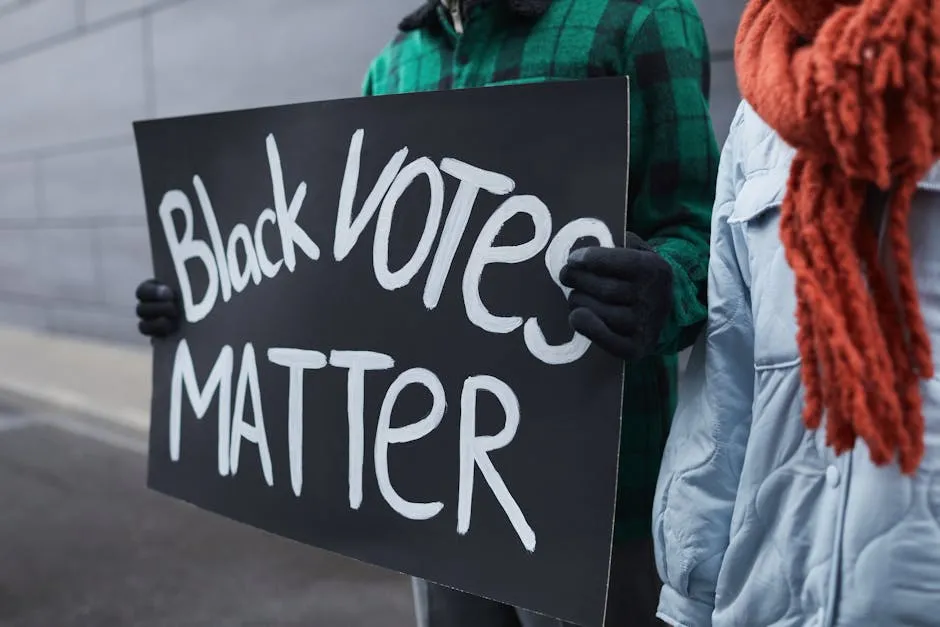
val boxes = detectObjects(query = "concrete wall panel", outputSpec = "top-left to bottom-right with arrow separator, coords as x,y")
699,0 -> 746,54
151,0 -> 417,119
84,0 -> 160,24
0,229 -> 42,296
0,0 -> 76,57
709,59 -> 741,147
0,160 -> 38,221
34,227 -> 100,304
47,302 -> 142,344
41,142 -> 145,219
0,300 -> 46,329
97,223 -> 152,309
0,19 -> 145,154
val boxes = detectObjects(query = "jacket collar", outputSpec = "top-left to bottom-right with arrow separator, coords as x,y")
398,0 -> 552,32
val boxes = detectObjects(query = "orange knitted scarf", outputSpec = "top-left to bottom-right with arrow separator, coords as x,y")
735,0 -> 940,473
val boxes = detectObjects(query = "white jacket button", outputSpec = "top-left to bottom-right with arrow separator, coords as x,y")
826,465 -> 841,488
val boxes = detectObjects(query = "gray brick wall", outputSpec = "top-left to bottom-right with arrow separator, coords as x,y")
0,0 -> 744,346
703,0 -> 747,143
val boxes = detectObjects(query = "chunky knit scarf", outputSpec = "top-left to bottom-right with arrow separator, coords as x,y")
735,0 -> 940,473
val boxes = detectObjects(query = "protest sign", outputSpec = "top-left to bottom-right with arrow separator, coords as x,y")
135,77 -> 629,626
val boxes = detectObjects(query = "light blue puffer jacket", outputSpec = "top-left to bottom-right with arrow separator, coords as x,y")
653,100 -> 940,627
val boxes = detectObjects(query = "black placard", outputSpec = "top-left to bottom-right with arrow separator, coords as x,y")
134,77 -> 629,626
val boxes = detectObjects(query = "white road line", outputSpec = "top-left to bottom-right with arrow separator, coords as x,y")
33,413 -> 148,455
0,377 -> 149,434
0,415 -> 31,433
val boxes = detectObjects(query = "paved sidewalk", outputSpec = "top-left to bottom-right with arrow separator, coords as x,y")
0,324 -> 151,432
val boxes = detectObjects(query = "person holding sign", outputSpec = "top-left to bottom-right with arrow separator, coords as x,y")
653,0 -> 940,625
355,1 -> 716,626
135,0 -> 718,624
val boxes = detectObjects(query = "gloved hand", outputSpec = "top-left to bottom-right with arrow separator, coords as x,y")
559,233 -> 674,362
136,279 -> 180,338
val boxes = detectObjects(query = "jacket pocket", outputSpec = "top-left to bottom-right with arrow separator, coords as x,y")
728,171 -> 801,369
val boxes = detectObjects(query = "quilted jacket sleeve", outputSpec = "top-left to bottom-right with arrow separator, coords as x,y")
651,103 -> 755,627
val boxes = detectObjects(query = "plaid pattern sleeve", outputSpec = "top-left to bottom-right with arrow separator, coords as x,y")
621,0 -> 718,354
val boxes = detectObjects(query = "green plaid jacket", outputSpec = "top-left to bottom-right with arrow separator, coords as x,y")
363,0 -> 718,540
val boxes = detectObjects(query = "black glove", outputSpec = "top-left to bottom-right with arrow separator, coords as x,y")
559,233 -> 674,361
136,279 -> 180,338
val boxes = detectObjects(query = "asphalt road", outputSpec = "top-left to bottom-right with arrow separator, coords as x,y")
0,400 -> 414,627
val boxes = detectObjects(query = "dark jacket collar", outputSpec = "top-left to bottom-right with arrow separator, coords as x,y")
398,0 -> 552,32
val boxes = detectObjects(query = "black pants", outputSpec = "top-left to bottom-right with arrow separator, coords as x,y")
412,536 -> 663,626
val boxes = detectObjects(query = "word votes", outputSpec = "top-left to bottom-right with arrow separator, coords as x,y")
158,130 -> 616,366
171,339 -> 537,552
